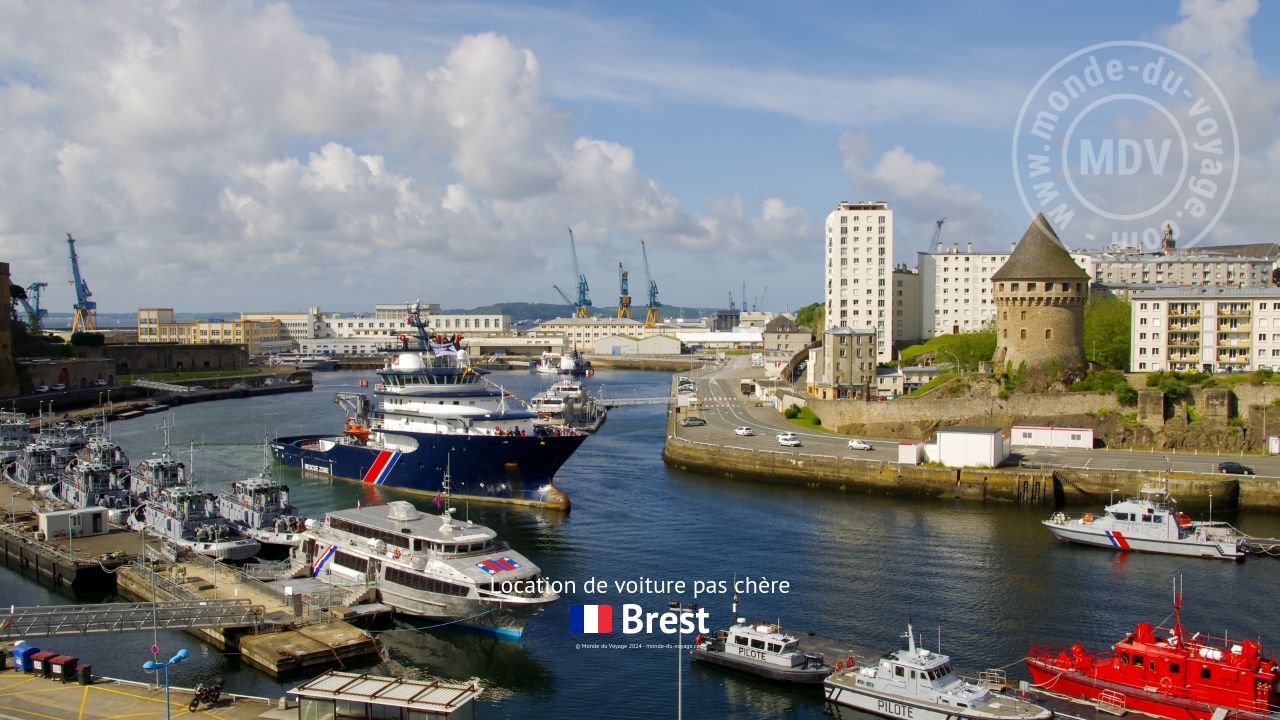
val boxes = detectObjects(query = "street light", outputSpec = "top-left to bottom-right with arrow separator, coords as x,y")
143,648 -> 189,720
941,350 -> 964,375
668,601 -> 697,720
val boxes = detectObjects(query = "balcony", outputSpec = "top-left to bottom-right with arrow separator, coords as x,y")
1216,323 -> 1250,333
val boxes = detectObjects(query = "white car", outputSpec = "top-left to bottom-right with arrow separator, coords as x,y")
734,427 -> 754,436
778,436 -> 801,447
847,439 -> 873,451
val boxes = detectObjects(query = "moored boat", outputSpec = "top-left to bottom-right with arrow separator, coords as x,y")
299,477 -> 557,638
211,467 -> 304,558
1025,584 -> 1278,720
691,616 -> 835,684
271,302 -> 586,508
1043,484 -> 1246,560
128,486 -> 260,562
826,622 -> 1051,720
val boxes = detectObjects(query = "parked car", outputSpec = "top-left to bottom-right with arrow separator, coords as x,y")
34,385 -> 49,393
92,379 -> 109,387
680,416 -> 707,427
847,439 -> 873,451
1217,461 -> 1256,475
51,383 -> 66,391
734,427 -> 755,436
778,435 -> 802,447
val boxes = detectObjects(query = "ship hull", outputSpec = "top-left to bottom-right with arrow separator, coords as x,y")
1025,658 -> 1267,720
1043,522 -> 1243,560
691,647 -> 830,684
270,432 -> 586,508
825,676 -> 1050,720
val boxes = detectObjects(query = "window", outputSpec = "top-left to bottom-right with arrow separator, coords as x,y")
1133,654 -> 1144,667
1201,667 -> 1212,679
1045,329 -> 1052,339
895,666 -> 905,677
1020,329 -> 1027,339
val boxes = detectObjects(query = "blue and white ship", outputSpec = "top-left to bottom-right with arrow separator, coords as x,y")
271,303 -> 587,508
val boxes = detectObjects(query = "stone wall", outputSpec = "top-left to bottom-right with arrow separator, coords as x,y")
20,358 -> 117,387
92,344 -> 248,374
806,391 -> 1118,439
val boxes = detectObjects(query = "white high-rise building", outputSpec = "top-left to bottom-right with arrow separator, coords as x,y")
825,201 -> 893,361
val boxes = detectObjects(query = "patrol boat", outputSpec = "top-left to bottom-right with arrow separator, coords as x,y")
691,598 -> 834,684
1043,484 -> 1246,560
825,622 -> 1051,720
300,467 -> 557,638
210,466 -> 304,558
128,486 -> 260,562
271,302 -> 586,508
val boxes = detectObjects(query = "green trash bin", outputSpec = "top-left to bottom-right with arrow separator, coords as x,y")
77,665 -> 91,686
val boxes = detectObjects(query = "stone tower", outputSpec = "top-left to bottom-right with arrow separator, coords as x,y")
991,214 -> 1089,373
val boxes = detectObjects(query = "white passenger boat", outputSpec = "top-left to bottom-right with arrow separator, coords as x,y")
825,622 -> 1051,720
1043,484 -> 1245,560
300,470 -> 557,638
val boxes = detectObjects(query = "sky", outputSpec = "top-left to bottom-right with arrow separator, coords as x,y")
0,0 -> 1277,315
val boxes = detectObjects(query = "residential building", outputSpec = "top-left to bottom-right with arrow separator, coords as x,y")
918,244 -> 1095,339
1129,287 -> 1280,373
762,316 -> 812,357
891,266 -> 921,345
806,327 -> 877,400
824,201 -> 893,361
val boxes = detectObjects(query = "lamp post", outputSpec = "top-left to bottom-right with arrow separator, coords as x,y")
668,601 -> 697,720
143,648 -> 189,720
941,350 -> 964,375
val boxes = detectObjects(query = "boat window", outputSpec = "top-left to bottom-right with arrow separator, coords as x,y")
769,644 -> 782,653
1121,652 -> 1129,664
895,666 -> 905,678
1149,661 -> 1156,670
1132,654 -> 1144,667
1200,667 -> 1211,679
1169,662 -> 1180,674
1153,516 -> 1163,523
385,567 -> 469,596
750,639 -> 766,650
734,636 -> 748,646
911,670 -> 918,679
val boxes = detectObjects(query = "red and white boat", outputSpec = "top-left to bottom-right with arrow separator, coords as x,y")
1026,586 -> 1278,720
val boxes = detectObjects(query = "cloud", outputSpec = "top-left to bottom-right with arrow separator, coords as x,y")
838,132 -> 1010,257
0,1 -> 807,311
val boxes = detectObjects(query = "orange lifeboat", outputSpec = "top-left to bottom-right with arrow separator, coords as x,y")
344,419 -> 371,441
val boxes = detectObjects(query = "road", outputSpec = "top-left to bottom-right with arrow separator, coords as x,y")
670,356 -> 1280,479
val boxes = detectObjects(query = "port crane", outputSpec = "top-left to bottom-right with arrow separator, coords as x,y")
616,263 -> 632,320
567,228 -> 591,318
67,233 -> 96,332
931,217 -> 946,250
553,285 -> 575,308
753,285 -> 768,312
640,240 -> 661,328
11,282 -> 48,332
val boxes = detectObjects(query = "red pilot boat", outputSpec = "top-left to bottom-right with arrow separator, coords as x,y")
1026,585 -> 1278,720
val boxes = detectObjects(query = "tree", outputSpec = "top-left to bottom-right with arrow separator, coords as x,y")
794,302 -> 824,332
69,332 -> 105,347
1083,295 -> 1130,370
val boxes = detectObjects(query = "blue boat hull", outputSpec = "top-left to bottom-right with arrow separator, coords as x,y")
270,432 -> 586,508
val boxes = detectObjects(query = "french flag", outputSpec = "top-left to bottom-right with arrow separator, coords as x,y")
570,604 -> 613,634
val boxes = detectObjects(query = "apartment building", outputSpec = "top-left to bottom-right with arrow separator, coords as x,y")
1129,287 -> 1280,373
824,201 -> 893,361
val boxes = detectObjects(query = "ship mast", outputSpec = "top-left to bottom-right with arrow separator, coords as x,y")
1171,575 -> 1186,645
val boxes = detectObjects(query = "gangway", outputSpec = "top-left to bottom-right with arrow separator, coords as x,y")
132,378 -> 193,393
599,397 -> 667,408
0,599 -> 263,641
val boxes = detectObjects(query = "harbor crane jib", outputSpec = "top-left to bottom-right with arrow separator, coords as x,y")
568,227 -> 591,318
641,240 -> 661,328
617,262 -> 632,320
67,233 -> 97,333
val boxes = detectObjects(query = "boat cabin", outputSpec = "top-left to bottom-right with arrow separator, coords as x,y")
720,620 -> 819,668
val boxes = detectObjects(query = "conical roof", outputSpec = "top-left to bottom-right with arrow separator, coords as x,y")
991,213 -> 1090,281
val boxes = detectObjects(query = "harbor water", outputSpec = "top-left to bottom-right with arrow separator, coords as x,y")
4,369 -> 1280,719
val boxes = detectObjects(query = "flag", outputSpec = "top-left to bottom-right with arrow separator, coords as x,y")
434,491 -> 442,508
356,498 -> 361,509
570,604 -> 614,634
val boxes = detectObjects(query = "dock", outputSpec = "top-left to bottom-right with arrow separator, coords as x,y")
0,670 -> 289,720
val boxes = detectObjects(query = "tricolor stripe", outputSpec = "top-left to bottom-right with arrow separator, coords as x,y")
1106,530 -> 1132,550
311,545 -> 337,577
570,604 -> 613,634
361,450 -> 401,485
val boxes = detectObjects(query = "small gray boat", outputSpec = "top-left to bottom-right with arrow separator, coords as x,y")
691,617 -> 835,684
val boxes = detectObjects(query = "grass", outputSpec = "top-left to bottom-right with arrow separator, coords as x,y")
787,406 -> 825,430
119,368 -> 264,383
908,372 -> 956,397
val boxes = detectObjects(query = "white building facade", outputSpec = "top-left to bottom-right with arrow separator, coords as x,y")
1129,287 -> 1280,373
825,201 -> 893,361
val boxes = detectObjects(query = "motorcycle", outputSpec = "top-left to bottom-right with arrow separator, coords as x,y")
187,677 -> 224,712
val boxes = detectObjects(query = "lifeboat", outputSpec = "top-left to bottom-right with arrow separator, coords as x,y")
1026,588 -> 1278,720
343,419 -> 371,442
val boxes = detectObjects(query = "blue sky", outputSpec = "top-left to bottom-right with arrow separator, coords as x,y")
1,0 -> 1277,315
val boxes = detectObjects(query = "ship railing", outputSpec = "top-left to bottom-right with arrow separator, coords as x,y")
1097,690 -> 1127,712
975,669 -> 1008,689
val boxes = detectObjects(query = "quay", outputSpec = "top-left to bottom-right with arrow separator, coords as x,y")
0,671 -> 286,720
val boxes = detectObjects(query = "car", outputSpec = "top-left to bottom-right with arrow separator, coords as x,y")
680,417 -> 707,427
778,436 -> 801,447
92,379 -> 109,387
51,383 -> 66,391
847,439 -> 873,451
34,385 -> 49,393
1217,461 -> 1256,475
734,427 -> 754,436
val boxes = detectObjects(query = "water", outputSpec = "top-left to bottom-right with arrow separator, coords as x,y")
4,368 -> 1279,718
